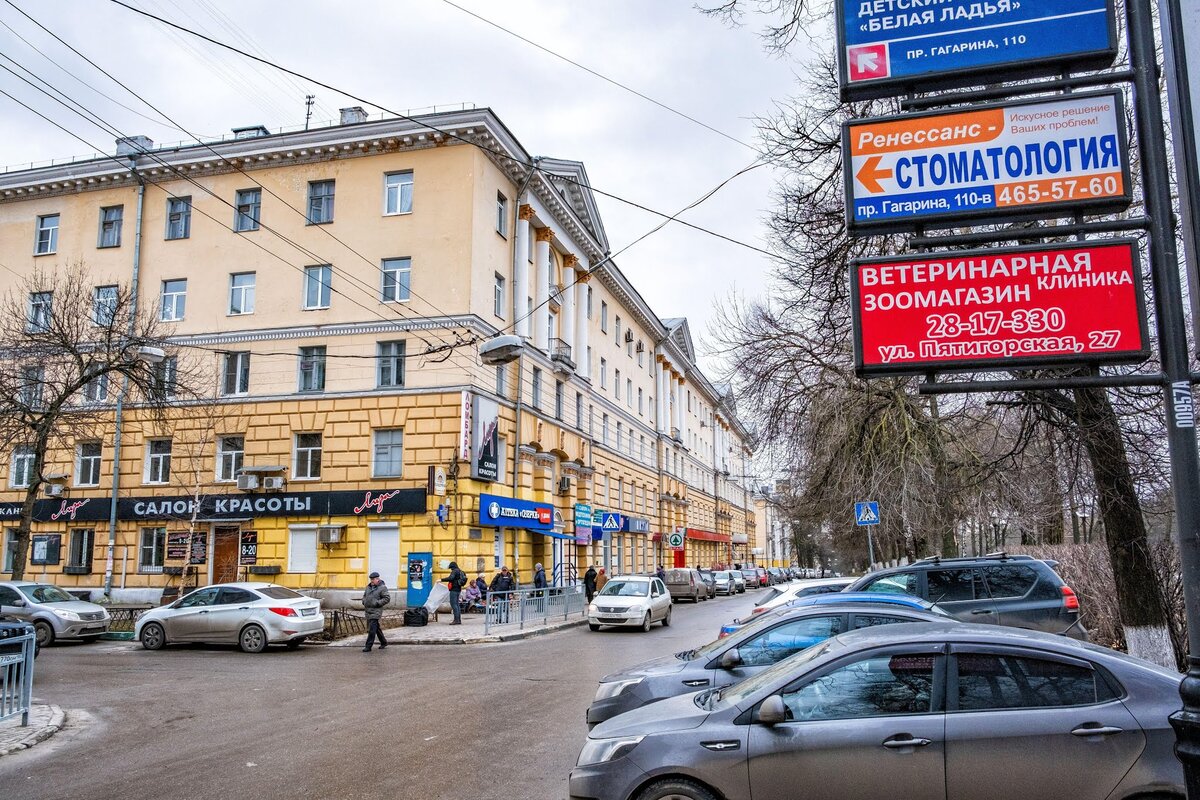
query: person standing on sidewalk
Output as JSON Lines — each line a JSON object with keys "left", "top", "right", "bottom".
{"left": 489, "top": 565, "right": 517, "bottom": 623}
{"left": 583, "top": 564, "right": 598, "bottom": 602}
{"left": 446, "top": 561, "right": 467, "bottom": 625}
{"left": 362, "top": 572, "right": 391, "bottom": 652}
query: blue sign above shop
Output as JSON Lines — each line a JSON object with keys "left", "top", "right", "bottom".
{"left": 479, "top": 493, "right": 554, "bottom": 532}
{"left": 621, "top": 516, "right": 651, "bottom": 534}
{"left": 838, "top": 0, "right": 1117, "bottom": 100}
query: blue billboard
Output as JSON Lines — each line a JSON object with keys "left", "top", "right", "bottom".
{"left": 479, "top": 493, "right": 554, "bottom": 532}
{"left": 838, "top": 0, "right": 1117, "bottom": 100}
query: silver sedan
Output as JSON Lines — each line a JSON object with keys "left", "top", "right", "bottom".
{"left": 134, "top": 582, "right": 322, "bottom": 653}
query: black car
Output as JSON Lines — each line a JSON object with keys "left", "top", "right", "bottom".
{"left": 845, "top": 552, "right": 1086, "bottom": 639}
{"left": 0, "top": 618, "right": 38, "bottom": 659}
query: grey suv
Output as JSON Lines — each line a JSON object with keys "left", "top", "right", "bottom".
{"left": 845, "top": 553, "right": 1086, "bottom": 639}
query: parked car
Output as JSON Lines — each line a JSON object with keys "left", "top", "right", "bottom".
{"left": 586, "top": 599, "right": 952, "bottom": 727}
{"left": 0, "top": 581, "right": 110, "bottom": 646}
{"left": 0, "top": 619, "right": 38, "bottom": 660}
{"left": 711, "top": 571, "right": 734, "bottom": 596}
{"left": 845, "top": 553, "right": 1087, "bottom": 639}
{"left": 695, "top": 569, "right": 717, "bottom": 599}
{"left": 588, "top": 576, "right": 672, "bottom": 632}
{"left": 727, "top": 570, "right": 747, "bottom": 593}
{"left": 135, "top": 582, "right": 322, "bottom": 653}
{"left": 571, "top": 622, "right": 1184, "bottom": 800}
{"left": 754, "top": 567, "right": 769, "bottom": 587}
{"left": 663, "top": 568, "right": 706, "bottom": 603}
{"left": 766, "top": 567, "right": 786, "bottom": 585}
{"left": 751, "top": 577, "right": 855, "bottom": 617}
{"left": 719, "top": 591, "right": 951, "bottom": 638}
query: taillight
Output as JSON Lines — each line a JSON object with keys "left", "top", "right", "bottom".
{"left": 752, "top": 607, "right": 767, "bottom": 615}
{"left": 269, "top": 607, "right": 298, "bottom": 617}
{"left": 1061, "top": 586, "right": 1080, "bottom": 611}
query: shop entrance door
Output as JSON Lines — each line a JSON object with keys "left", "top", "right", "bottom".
{"left": 212, "top": 527, "right": 241, "bottom": 584}
{"left": 368, "top": 523, "right": 401, "bottom": 588}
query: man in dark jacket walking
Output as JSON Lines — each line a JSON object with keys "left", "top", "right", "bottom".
{"left": 361, "top": 572, "right": 391, "bottom": 652}
{"left": 446, "top": 561, "right": 467, "bottom": 625}
{"left": 583, "top": 564, "right": 598, "bottom": 602}
{"left": 489, "top": 565, "right": 517, "bottom": 622}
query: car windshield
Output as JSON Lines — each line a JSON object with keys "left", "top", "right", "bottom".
{"left": 715, "top": 571, "right": 730, "bottom": 579}
{"left": 715, "top": 638, "right": 844, "bottom": 707}
{"left": 20, "top": 585, "right": 74, "bottom": 603}
{"left": 257, "top": 586, "right": 304, "bottom": 599}
{"left": 598, "top": 580, "right": 650, "bottom": 597}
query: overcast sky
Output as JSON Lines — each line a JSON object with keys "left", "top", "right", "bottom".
{"left": 0, "top": 0, "right": 819, "bottom": 376}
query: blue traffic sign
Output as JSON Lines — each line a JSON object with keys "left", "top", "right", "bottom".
{"left": 601, "top": 512, "right": 623, "bottom": 532}
{"left": 855, "top": 502, "right": 881, "bottom": 526}
{"left": 838, "top": 0, "right": 1116, "bottom": 100}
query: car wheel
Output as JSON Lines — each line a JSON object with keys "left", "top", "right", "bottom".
{"left": 662, "top": 607, "right": 672, "bottom": 627}
{"left": 589, "top": 623, "right": 601, "bottom": 631}
{"left": 239, "top": 624, "right": 268, "bottom": 653}
{"left": 139, "top": 622, "right": 166, "bottom": 651}
{"left": 33, "top": 620, "right": 54, "bottom": 648}
{"left": 636, "top": 778, "right": 720, "bottom": 800}
{"left": 641, "top": 613, "right": 652, "bottom": 633}
{"left": 285, "top": 636, "right": 305, "bottom": 649}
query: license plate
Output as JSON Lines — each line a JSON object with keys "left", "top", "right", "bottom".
{"left": 301, "top": 608, "right": 317, "bottom": 616}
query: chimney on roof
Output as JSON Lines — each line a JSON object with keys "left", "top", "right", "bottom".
{"left": 115, "top": 136, "right": 154, "bottom": 156}
{"left": 339, "top": 106, "right": 369, "bottom": 125}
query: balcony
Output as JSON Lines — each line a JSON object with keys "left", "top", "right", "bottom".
{"left": 550, "top": 338, "right": 575, "bottom": 373}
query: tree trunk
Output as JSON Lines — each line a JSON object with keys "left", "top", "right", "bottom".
{"left": 1075, "top": 387, "right": 1177, "bottom": 667}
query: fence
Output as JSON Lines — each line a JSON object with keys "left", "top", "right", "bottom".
{"left": 314, "top": 609, "right": 408, "bottom": 642}
{"left": 483, "top": 585, "right": 587, "bottom": 634}
{"left": 0, "top": 628, "right": 36, "bottom": 727}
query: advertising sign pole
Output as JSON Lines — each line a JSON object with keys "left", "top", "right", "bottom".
{"left": 1125, "top": 0, "right": 1200, "bottom": 791}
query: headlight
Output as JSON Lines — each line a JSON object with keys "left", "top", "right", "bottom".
{"left": 53, "top": 609, "right": 81, "bottom": 621}
{"left": 577, "top": 735, "right": 644, "bottom": 766}
{"left": 594, "top": 677, "right": 643, "bottom": 701}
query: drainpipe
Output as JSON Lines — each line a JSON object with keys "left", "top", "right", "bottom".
{"left": 103, "top": 161, "right": 145, "bottom": 598}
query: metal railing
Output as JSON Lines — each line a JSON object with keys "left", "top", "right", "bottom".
{"left": 314, "top": 609, "right": 408, "bottom": 642}
{"left": 0, "top": 628, "right": 36, "bottom": 727}
{"left": 483, "top": 585, "right": 587, "bottom": 634}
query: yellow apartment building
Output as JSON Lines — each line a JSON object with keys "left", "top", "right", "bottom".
{"left": 0, "top": 107, "right": 754, "bottom": 606}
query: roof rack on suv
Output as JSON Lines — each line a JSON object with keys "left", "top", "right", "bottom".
{"left": 913, "top": 552, "right": 1037, "bottom": 565}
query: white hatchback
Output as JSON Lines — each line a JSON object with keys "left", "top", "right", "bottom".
{"left": 587, "top": 576, "right": 672, "bottom": 632}
{"left": 135, "top": 582, "right": 323, "bottom": 653}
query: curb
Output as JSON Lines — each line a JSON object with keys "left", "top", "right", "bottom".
{"left": 327, "top": 617, "right": 588, "bottom": 647}
{"left": 0, "top": 705, "right": 65, "bottom": 757}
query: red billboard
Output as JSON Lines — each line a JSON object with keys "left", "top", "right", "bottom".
{"left": 851, "top": 240, "right": 1149, "bottom": 375}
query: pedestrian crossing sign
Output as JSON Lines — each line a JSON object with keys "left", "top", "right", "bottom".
{"left": 601, "top": 512, "right": 622, "bottom": 531}
{"left": 855, "top": 502, "right": 880, "bottom": 526}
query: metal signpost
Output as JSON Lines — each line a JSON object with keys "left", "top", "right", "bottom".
{"left": 838, "top": 0, "right": 1117, "bottom": 99}
{"left": 854, "top": 502, "right": 880, "bottom": 565}
{"left": 844, "top": 91, "right": 1132, "bottom": 234}
{"left": 852, "top": 240, "right": 1150, "bottom": 375}
{"left": 836, "top": 0, "right": 1200, "bottom": 789}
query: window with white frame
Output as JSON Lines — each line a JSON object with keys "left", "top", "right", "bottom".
{"left": 139, "top": 527, "right": 166, "bottom": 572}
{"left": 27, "top": 291, "right": 52, "bottom": 332}
{"left": 494, "top": 273, "right": 505, "bottom": 318}
{"left": 372, "top": 429, "right": 404, "bottom": 478}
{"left": 377, "top": 340, "right": 405, "bottom": 388}
{"left": 600, "top": 358, "right": 607, "bottom": 389}
{"left": 531, "top": 367, "right": 543, "bottom": 411}
{"left": 637, "top": 343, "right": 644, "bottom": 367}
{"left": 68, "top": 528, "right": 94, "bottom": 571}
{"left": 9, "top": 446, "right": 34, "bottom": 488}
{"left": 93, "top": 285, "right": 118, "bottom": 326}
{"left": 638, "top": 388, "right": 644, "bottom": 415}
{"left": 496, "top": 364, "right": 507, "bottom": 398}
{"left": 98, "top": 205, "right": 123, "bottom": 248}
{"left": 602, "top": 414, "right": 609, "bottom": 445}
{"left": 221, "top": 351, "right": 251, "bottom": 396}
{"left": 145, "top": 439, "right": 172, "bottom": 484}
{"left": 555, "top": 380, "right": 564, "bottom": 421}
{"left": 615, "top": 369, "right": 621, "bottom": 400}
{"left": 160, "top": 279, "right": 187, "bottom": 321}
{"left": 19, "top": 366, "right": 43, "bottom": 408}
{"left": 35, "top": 214, "right": 59, "bottom": 255}
{"left": 216, "top": 435, "right": 244, "bottom": 482}
{"left": 626, "top": 379, "right": 633, "bottom": 406}
{"left": 600, "top": 301, "right": 608, "bottom": 333}
{"left": 616, "top": 422, "right": 623, "bottom": 451}
{"left": 308, "top": 179, "right": 335, "bottom": 223}
{"left": 575, "top": 392, "right": 583, "bottom": 429}
{"left": 304, "top": 265, "right": 332, "bottom": 309}
{"left": 381, "top": 257, "right": 411, "bottom": 303}
{"left": 234, "top": 188, "right": 261, "bottom": 231}
{"left": 496, "top": 192, "right": 508, "bottom": 235}
{"left": 229, "top": 272, "right": 256, "bottom": 315}
{"left": 288, "top": 525, "right": 318, "bottom": 573}
{"left": 153, "top": 357, "right": 177, "bottom": 399}
{"left": 384, "top": 172, "right": 413, "bottom": 215}
{"left": 2, "top": 529, "right": 16, "bottom": 572}
{"left": 294, "top": 432, "right": 322, "bottom": 479}
{"left": 298, "top": 346, "right": 326, "bottom": 392}
{"left": 83, "top": 365, "right": 109, "bottom": 403}
{"left": 165, "top": 197, "right": 191, "bottom": 240}
{"left": 76, "top": 442, "right": 101, "bottom": 486}
{"left": 615, "top": 315, "right": 621, "bottom": 344}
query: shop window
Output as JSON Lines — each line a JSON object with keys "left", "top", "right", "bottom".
{"left": 288, "top": 525, "right": 318, "bottom": 573}
{"left": 139, "top": 527, "right": 166, "bottom": 573}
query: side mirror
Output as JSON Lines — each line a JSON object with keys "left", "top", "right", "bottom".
{"left": 758, "top": 695, "right": 787, "bottom": 725}
{"left": 719, "top": 648, "right": 743, "bottom": 670}
{"left": 8, "top": 599, "right": 26, "bottom": 608}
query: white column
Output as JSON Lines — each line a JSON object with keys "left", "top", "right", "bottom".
{"left": 656, "top": 362, "right": 668, "bottom": 433}
{"left": 562, "top": 255, "right": 577, "bottom": 357}
{"left": 575, "top": 277, "right": 589, "bottom": 378}
{"left": 534, "top": 228, "right": 553, "bottom": 350}
{"left": 514, "top": 205, "right": 533, "bottom": 340}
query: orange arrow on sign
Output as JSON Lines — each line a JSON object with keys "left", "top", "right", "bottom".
{"left": 856, "top": 156, "right": 893, "bottom": 194}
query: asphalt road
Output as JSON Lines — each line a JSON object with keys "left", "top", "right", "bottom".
{"left": 0, "top": 588, "right": 766, "bottom": 800}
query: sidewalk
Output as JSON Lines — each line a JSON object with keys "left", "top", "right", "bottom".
{"left": 0, "top": 702, "right": 65, "bottom": 757}
{"left": 327, "top": 609, "right": 588, "bottom": 647}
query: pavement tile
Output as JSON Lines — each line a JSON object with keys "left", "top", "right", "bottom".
{"left": 0, "top": 702, "right": 64, "bottom": 758}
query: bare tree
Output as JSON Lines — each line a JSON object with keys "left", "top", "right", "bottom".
{"left": 0, "top": 265, "right": 195, "bottom": 580}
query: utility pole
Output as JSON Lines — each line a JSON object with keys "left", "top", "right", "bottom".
{"left": 304, "top": 94, "right": 315, "bottom": 130}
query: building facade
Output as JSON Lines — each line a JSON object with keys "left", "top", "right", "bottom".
{"left": 0, "top": 107, "right": 754, "bottom": 605}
